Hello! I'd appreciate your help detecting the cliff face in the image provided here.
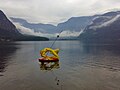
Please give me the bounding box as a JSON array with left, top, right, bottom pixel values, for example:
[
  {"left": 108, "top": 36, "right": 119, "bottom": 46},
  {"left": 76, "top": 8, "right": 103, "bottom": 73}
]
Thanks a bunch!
[
  {"left": 0, "top": 10, "right": 49, "bottom": 41},
  {"left": 79, "top": 11, "right": 120, "bottom": 44}
]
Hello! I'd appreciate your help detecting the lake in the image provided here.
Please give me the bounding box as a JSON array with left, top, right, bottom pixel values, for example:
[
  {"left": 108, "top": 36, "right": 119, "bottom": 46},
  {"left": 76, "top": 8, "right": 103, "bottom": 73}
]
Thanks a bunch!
[{"left": 0, "top": 41, "right": 120, "bottom": 90}]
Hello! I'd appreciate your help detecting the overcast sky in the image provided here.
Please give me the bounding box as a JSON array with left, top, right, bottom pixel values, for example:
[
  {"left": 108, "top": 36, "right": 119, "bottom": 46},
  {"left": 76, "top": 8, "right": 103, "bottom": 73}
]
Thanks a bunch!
[{"left": 0, "top": 0, "right": 120, "bottom": 25}]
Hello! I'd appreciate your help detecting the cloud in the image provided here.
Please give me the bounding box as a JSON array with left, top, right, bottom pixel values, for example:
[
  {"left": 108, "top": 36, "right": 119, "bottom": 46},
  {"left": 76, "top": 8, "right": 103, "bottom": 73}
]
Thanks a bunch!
[
  {"left": 60, "top": 31, "right": 81, "bottom": 37},
  {"left": 91, "top": 0, "right": 120, "bottom": 14},
  {"left": 14, "top": 23, "right": 56, "bottom": 38},
  {"left": 14, "top": 23, "right": 35, "bottom": 35},
  {"left": 0, "top": 0, "right": 120, "bottom": 25},
  {"left": 14, "top": 22, "right": 80, "bottom": 38}
]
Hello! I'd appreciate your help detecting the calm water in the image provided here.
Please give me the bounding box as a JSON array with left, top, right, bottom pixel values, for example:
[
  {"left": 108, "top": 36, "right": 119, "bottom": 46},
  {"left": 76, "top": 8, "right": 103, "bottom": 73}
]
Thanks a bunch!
[{"left": 0, "top": 41, "right": 120, "bottom": 90}]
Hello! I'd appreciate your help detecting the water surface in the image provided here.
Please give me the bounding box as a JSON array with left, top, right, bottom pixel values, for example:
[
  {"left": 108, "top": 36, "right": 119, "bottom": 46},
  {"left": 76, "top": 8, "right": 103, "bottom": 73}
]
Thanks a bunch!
[{"left": 0, "top": 41, "right": 120, "bottom": 90}]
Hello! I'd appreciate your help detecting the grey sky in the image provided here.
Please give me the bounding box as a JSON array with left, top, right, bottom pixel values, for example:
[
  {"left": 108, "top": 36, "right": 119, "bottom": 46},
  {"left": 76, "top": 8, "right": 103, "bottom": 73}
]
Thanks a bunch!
[{"left": 0, "top": 0, "right": 120, "bottom": 25}]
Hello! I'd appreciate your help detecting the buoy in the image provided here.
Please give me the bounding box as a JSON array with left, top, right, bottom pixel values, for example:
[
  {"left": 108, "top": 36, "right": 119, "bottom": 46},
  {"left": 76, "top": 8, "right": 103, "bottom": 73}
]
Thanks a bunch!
[{"left": 39, "top": 48, "right": 59, "bottom": 62}]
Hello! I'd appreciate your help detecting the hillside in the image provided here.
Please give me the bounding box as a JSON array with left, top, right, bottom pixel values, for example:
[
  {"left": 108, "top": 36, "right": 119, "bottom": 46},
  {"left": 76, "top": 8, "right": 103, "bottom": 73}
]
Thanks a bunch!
[
  {"left": 79, "top": 11, "right": 120, "bottom": 44},
  {"left": 57, "top": 16, "right": 93, "bottom": 32},
  {"left": 0, "top": 10, "right": 21, "bottom": 41}
]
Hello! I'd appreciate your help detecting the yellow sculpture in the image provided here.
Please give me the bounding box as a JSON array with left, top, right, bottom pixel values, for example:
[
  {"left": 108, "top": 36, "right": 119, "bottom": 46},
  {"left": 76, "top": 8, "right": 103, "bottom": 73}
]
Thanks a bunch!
[{"left": 40, "top": 48, "right": 59, "bottom": 60}]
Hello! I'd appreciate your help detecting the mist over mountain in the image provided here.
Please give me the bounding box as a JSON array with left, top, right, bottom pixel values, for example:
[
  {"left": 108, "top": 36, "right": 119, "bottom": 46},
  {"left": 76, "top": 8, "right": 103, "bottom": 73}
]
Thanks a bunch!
[
  {"left": 10, "top": 17, "right": 57, "bottom": 34},
  {"left": 10, "top": 16, "right": 95, "bottom": 38},
  {"left": 79, "top": 11, "right": 120, "bottom": 43},
  {"left": 2, "top": 9, "right": 120, "bottom": 42}
]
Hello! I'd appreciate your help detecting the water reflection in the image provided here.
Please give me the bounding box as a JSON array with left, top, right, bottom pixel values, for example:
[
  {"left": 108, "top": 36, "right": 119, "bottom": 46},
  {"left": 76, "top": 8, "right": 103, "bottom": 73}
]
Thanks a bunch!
[
  {"left": 39, "top": 61, "right": 60, "bottom": 70},
  {"left": 80, "top": 43, "right": 120, "bottom": 72},
  {"left": 0, "top": 43, "right": 18, "bottom": 74},
  {"left": 82, "top": 43, "right": 120, "bottom": 55}
]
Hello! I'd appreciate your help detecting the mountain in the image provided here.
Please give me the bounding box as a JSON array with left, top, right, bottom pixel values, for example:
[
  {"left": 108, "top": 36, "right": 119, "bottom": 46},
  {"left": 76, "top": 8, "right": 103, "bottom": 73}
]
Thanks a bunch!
[
  {"left": 0, "top": 10, "right": 49, "bottom": 41},
  {"left": 10, "top": 16, "right": 94, "bottom": 35},
  {"left": 0, "top": 10, "right": 21, "bottom": 41},
  {"left": 79, "top": 11, "right": 120, "bottom": 43},
  {"left": 57, "top": 16, "right": 94, "bottom": 32},
  {"left": 10, "top": 17, "right": 58, "bottom": 34}
]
